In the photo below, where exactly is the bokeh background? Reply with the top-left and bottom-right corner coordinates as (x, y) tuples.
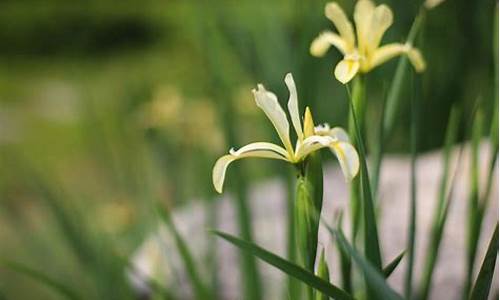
(0, 0), (497, 299)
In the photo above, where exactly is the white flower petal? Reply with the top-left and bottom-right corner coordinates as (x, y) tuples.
(354, 0), (375, 54)
(285, 73), (303, 142)
(370, 43), (425, 72)
(366, 4), (393, 53)
(230, 142), (290, 158)
(330, 141), (360, 181)
(295, 135), (334, 160)
(334, 58), (360, 84)
(324, 2), (356, 51)
(212, 143), (289, 193)
(407, 48), (426, 72)
(329, 127), (350, 142)
(310, 31), (348, 56)
(253, 84), (294, 153)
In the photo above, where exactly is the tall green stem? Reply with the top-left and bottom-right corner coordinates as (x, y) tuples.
(405, 75), (419, 298)
(348, 75), (365, 246)
(294, 153), (323, 300)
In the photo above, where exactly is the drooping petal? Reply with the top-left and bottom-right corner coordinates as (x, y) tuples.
(329, 127), (350, 142)
(285, 73), (303, 142)
(212, 142), (289, 193)
(370, 43), (426, 72)
(324, 2), (355, 52)
(366, 4), (393, 54)
(354, 0), (375, 54)
(230, 142), (290, 158)
(424, 0), (446, 9)
(253, 84), (294, 154)
(407, 48), (426, 72)
(334, 58), (360, 84)
(330, 141), (360, 181)
(310, 31), (348, 56)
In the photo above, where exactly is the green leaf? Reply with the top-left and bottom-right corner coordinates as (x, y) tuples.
(2, 261), (82, 300)
(418, 106), (461, 300)
(346, 85), (382, 270)
(315, 250), (330, 300)
(469, 223), (499, 300)
(331, 229), (403, 300)
(156, 205), (211, 300)
(336, 213), (352, 293)
(383, 251), (406, 278)
(213, 231), (354, 300)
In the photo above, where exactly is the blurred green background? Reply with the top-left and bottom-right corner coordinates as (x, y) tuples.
(0, 0), (496, 299)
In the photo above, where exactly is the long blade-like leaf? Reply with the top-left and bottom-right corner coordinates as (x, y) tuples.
(2, 261), (82, 300)
(469, 223), (499, 300)
(384, 250), (406, 278)
(346, 86), (382, 270)
(213, 231), (354, 300)
(333, 229), (403, 300)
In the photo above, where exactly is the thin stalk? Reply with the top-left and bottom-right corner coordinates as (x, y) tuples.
(346, 85), (383, 299)
(417, 107), (461, 300)
(348, 75), (365, 246)
(405, 74), (419, 298)
(373, 9), (426, 194)
(285, 171), (300, 300)
(463, 110), (484, 298)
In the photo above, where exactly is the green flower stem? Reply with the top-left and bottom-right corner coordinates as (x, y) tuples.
(348, 75), (365, 246)
(295, 152), (323, 300)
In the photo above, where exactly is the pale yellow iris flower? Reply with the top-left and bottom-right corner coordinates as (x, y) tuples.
(212, 73), (359, 193)
(310, 0), (426, 84)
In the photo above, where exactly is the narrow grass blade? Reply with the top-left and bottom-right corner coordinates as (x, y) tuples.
(2, 261), (82, 300)
(469, 223), (498, 300)
(374, 10), (425, 194)
(336, 213), (352, 293)
(383, 251), (406, 278)
(346, 86), (382, 270)
(315, 250), (330, 300)
(382, 11), (424, 139)
(156, 205), (210, 300)
(464, 110), (485, 297)
(328, 227), (403, 300)
(418, 106), (461, 300)
(213, 231), (354, 300)
(405, 72), (419, 298)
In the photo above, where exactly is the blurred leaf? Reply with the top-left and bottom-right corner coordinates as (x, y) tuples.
(464, 109), (485, 296)
(418, 106), (461, 300)
(335, 213), (352, 293)
(315, 250), (330, 300)
(2, 261), (82, 300)
(156, 205), (210, 300)
(383, 250), (406, 279)
(405, 72), (419, 298)
(469, 223), (498, 300)
(213, 231), (354, 300)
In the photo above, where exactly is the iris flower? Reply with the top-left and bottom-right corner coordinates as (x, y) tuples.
(212, 73), (359, 193)
(310, 0), (426, 84)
